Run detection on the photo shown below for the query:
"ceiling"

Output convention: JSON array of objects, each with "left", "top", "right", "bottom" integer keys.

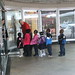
[{"left": 5, "top": 0, "right": 75, "bottom": 4}]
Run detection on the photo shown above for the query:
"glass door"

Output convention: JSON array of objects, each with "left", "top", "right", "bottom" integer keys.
[{"left": 6, "top": 10, "right": 22, "bottom": 55}]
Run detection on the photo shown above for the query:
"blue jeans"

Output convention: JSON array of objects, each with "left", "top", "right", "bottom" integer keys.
[
  {"left": 60, "top": 44, "right": 65, "bottom": 55},
  {"left": 47, "top": 44, "right": 52, "bottom": 55}
]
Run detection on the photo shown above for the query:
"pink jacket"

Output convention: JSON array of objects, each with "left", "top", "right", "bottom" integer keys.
[
  {"left": 30, "top": 34, "right": 39, "bottom": 45},
  {"left": 23, "top": 33, "right": 31, "bottom": 45}
]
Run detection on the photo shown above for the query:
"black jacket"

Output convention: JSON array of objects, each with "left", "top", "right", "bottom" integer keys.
[{"left": 58, "top": 34, "right": 66, "bottom": 44}]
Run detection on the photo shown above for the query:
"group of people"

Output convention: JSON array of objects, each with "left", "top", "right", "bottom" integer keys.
[{"left": 17, "top": 19, "right": 66, "bottom": 57}]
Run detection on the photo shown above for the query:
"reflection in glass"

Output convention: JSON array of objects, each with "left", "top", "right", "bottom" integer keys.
[
  {"left": 41, "top": 11, "right": 56, "bottom": 40},
  {"left": 6, "top": 11, "right": 22, "bottom": 47},
  {"left": 60, "top": 10, "right": 75, "bottom": 39}
]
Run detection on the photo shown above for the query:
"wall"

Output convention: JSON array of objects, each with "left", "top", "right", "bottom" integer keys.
[{"left": 4, "top": 1, "right": 75, "bottom": 9}]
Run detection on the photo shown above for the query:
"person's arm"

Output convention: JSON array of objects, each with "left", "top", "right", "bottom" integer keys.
[
  {"left": 50, "top": 34, "right": 52, "bottom": 38},
  {"left": 32, "top": 35, "right": 39, "bottom": 42}
]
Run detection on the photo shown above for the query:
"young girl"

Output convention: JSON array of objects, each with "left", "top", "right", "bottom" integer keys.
[
  {"left": 38, "top": 32, "right": 46, "bottom": 57},
  {"left": 30, "top": 30, "right": 39, "bottom": 56},
  {"left": 17, "top": 32, "right": 23, "bottom": 49},
  {"left": 46, "top": 29, "right": 53, "bottom": 57},
  {"left": 23, "top": 29, "right": 31, "bottom": 56},
  {"left": 58, "top": 29, "right": 66, "bottom": 56}
]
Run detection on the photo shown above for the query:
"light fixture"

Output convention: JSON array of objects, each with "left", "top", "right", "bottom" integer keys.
[{"left": 46, "top": 13, "right": 56, "bottom": 18}]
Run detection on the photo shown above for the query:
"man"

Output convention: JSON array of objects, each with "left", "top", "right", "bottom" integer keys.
[
  {"left": 19, "top": 19, "right": 31, "bottom": 36},
  {"left": 19, "top": 20, "right": 32, "bottom": 56}
]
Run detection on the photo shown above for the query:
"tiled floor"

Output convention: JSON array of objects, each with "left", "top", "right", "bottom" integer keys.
[{"left": 10, "top": 43, "right": 75, "bottom": 75}]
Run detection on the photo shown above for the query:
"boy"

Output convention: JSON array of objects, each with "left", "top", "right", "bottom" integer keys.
[
  {"left": 58, "top": 29, "right": 66, "bottom": 56},
  {"left": 46, "top": 33, "right": 52, "bottom": 57}
]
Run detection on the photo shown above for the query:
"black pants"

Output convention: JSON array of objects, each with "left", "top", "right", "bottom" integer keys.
[
  {"left": 33, "top": 44, "right": 38, "bottom": 55},
  {"left": 24, "top": 45, "right": 31, "bottom": 56}
]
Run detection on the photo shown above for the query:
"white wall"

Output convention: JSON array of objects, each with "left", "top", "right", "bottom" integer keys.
[{"left": 4, "top": 1, "right": 75, "bottom": 9}]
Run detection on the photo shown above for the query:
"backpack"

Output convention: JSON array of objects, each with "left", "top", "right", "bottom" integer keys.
[
  {"left": 38, "top": 36, "right": 46, "bottom": 44},
  {"left": 38, "top": 36, "right": 46, "bottom": 49},
  {"left": 46, "top": 37, "right": 52, "bottom": 45},
  {"left": 62, "top": 35, "right": 66, "bottom": 44}
]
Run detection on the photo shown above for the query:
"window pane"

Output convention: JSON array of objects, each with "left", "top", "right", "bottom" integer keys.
[
  {"left": 41, "top": 11, "right": 56, "bottom": 40},
  {"left": 24, "top": 10, "right": 38, "bottom": 33},
  {"left": 60, "top": 10, "right": 75, "bottom": 39},
  {"left": 6, "top": 11, "right": 21, "bottom": 47}
]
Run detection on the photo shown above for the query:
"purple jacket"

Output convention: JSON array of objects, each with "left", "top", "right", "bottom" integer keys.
[{"left": 30, "top": 34, "right": 39, "bottom": 45}]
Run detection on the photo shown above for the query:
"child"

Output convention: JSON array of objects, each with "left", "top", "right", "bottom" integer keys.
[
  {"left": 58, "top": 29, "right": 66, "bottom": 56},
  {"left": 23, "top": 29, "right": 31, "bottom": 56},
  {"left": 46, "top": 32, "right": 53, "bottom": 57},
  {"left": 30, "top": 30, "right": 39, "bottom": 56},
  {"left": 17, "top": 32, "right": 23, "bottom": 49},
  {"left": 38, "top": 32, "right": 46, "bottom": 57}
]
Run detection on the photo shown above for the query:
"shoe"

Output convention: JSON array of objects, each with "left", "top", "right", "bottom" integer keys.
[
  {"left": 62, "top": 54, "right": 65, "bottom": 56},
  {"left": 48, "top": 55, "right": 53, "bottom": 57},
  {"left": 39, "top": 54, "right": 43, "bottom": 57},
  {"left": 39, "top": 50, "right": 43, "bottom": 57},
  {"left": 58, "top": 54, "right": 62, "bottom": 56},
  {"left": 33, "top": 54, "right": 38, "bottom": 56},
  {"left": 42, "top": 50, "right": 46, "bottom": 56}
]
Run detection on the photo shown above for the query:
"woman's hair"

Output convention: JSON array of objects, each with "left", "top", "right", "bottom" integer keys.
[
  {"left": 34, "top": 30, "right": 38, "bottom": 34},
  {"left": 60, "top": 29, "right": 64, "bottom": 34},
  {"left": 46, "top": 28, "right": 50, "bottom": 33},
  {"left": 26, "top": 29, "right": 31, "bottom": 33}
]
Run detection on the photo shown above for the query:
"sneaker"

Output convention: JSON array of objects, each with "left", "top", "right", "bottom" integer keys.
[
  {"left": 39, "top": 54, "right": 43, "bottom": 57},
  {"left": 42, "top": 50, "right": 46, "bottom": 56},
  {"left": 48, "top": 55, "right": 53, "bottom": 57},
  {"left": 43, "top": 53, "right": 46, "bottom": 56}
]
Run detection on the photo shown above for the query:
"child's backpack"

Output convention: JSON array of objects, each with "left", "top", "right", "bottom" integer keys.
[
  {"left": 38, "top": 36, "right": 46, "bottom": 49},
  {"left": 38, "top": 36, "right": 46, "bottom": 44},
  {"left": 46, "top": 37, "right": 52, "bottom": 45}
]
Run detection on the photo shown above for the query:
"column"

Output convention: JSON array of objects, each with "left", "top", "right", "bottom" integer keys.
[
  {"left": 56, "top": 9, "right": 60, "bottom": 40},
  {"left": 21, "top": 9, "right": 25, "bottom": 21},
  {"left": 38, "top": 10, "right": 42, "bottom": 32}
]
